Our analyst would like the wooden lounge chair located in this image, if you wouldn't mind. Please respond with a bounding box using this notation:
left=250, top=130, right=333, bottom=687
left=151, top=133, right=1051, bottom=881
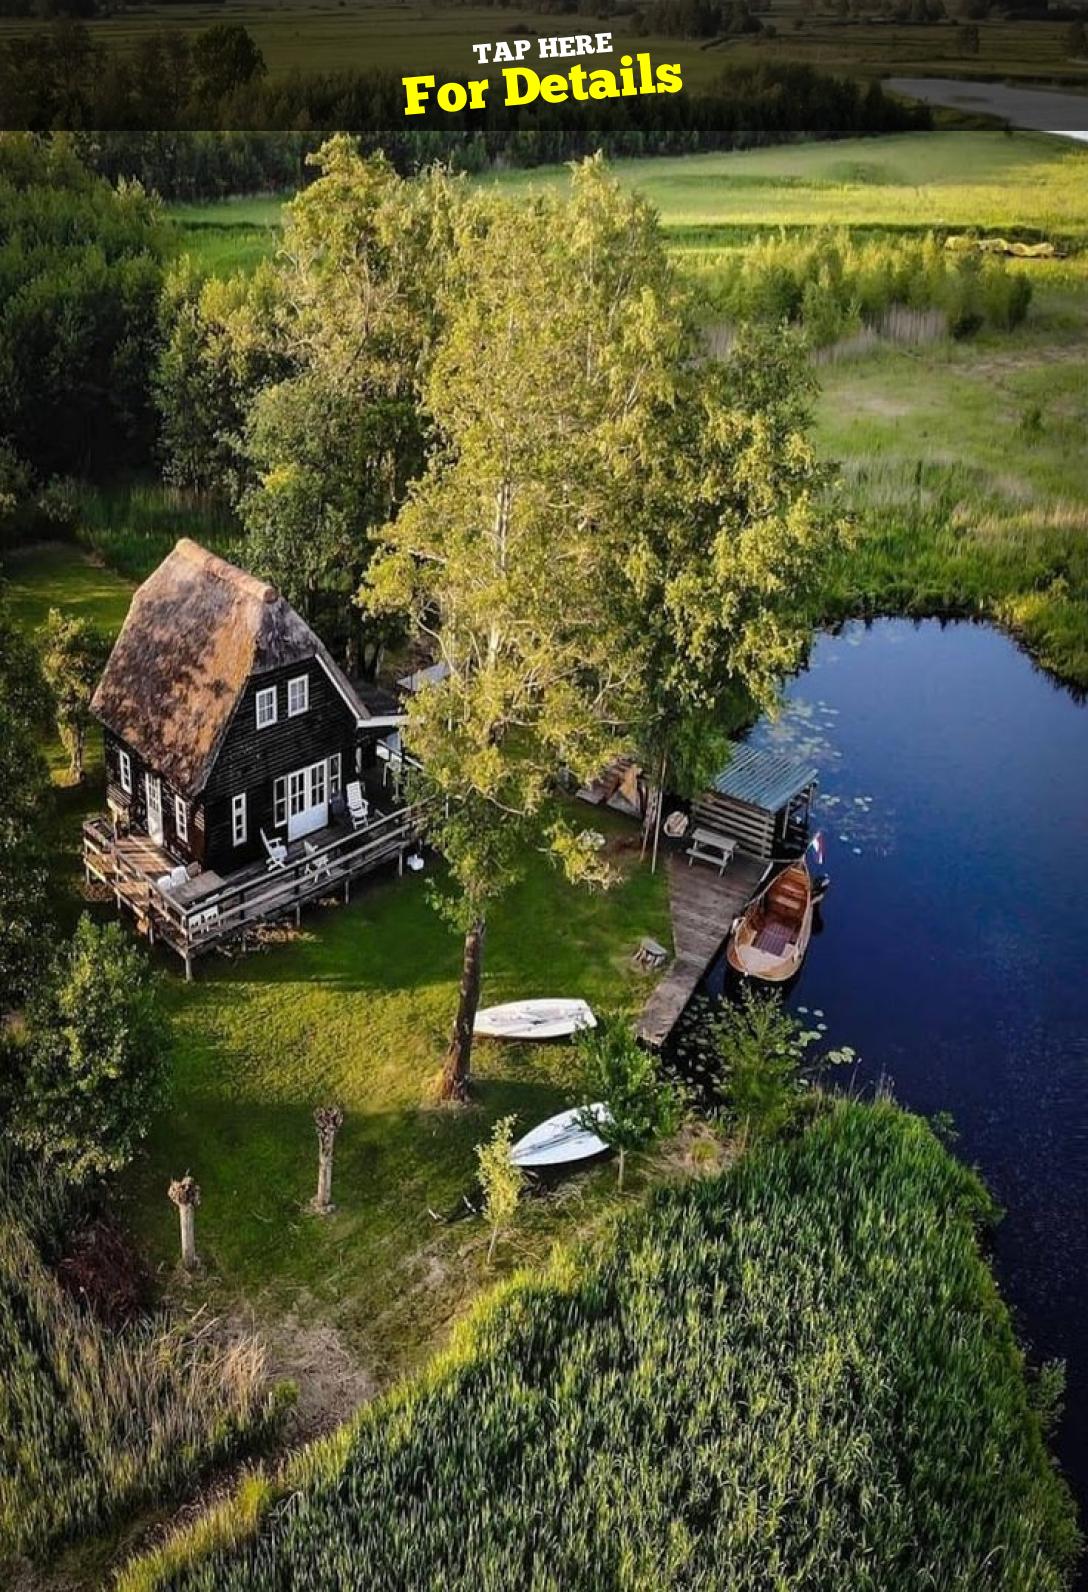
left=261, top=828, right=288, bottom=870
left=346, top=781, right=369, bottom=830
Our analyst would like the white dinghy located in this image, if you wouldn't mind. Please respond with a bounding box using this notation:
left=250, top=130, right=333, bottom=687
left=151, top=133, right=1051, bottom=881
left=510, top=1103, right=613, bottom=1170
left=474, top=999, right=597, bottom=1041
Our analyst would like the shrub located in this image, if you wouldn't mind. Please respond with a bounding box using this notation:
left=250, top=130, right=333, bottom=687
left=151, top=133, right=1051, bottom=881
left=11, top=918, right=170, bottom=1184
left=697, top=229, right=1033, bottom=345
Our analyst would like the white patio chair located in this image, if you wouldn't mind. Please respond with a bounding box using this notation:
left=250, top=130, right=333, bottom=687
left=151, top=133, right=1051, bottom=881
left=261, top=828, right=288, bottom=870
left=345, top=781, right=369, bottom=830
left=303, top=840, right=332, bottom=883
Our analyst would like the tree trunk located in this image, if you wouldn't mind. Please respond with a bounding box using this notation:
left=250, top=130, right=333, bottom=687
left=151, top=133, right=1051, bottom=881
left=617, top=1146, right=626, bottom=1192
left=178, top=1204, right=197, bottom=1269
left=315, top=1147, right=334, bottom=1211
left=441, top=917, right=485, bottom=1102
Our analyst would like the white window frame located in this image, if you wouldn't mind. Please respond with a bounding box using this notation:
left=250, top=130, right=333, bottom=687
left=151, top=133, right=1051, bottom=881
left=118, top=748, right=132, bottom=795
left=287, top=674, right=309, bottom=718
left=231, top=792, right=247, bottom=847
left=174, top=795, right=189, bottom=844
left=328, top=752, right=342, bottom=796
left=256, top=686, right=278, bottom=730
left=273, top=775, right=288, bottom=829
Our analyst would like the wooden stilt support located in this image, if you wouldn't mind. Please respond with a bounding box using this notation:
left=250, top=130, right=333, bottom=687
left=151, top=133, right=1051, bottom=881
left=184, top=952, right=193, bottom=982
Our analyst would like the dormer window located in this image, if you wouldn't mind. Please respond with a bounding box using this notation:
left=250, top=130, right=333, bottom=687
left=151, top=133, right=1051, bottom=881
left=256, top=686, right=278, bottom=729
left=288, top=675, right=309, bottom=717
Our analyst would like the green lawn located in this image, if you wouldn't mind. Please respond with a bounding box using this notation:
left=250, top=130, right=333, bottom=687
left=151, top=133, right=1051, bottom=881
left=2, top=541, right=671, bottom=1391
left=124, top=810, right=669, bottom=1383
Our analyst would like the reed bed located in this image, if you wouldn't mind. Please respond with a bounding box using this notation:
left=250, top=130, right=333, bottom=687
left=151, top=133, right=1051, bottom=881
left=0, top=1181, right=286, bottom=1569
left=689, top=230, right=1033, bottom=347
left=122, top=1101, right=1079, bottom=1592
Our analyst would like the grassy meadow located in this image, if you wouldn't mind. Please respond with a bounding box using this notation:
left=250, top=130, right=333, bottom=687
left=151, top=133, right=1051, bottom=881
left=168, top=132, right=1088, bottom=267
left=120, top=1101, right=1080, bottom=1592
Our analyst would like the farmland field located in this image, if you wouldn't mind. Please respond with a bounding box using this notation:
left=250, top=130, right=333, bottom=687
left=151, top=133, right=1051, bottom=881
left=2, top=0, right=1086, bottom=88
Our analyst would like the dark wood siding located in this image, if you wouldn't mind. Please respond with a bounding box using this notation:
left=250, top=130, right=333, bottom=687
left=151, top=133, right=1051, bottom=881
left=200, top=660, right=358, bottom=872
left=102, top=730, right=207, bottom=868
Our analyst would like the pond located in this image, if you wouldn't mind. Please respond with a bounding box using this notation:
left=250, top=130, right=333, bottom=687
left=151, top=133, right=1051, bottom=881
left=723, top=619, right=1088, bottom=1508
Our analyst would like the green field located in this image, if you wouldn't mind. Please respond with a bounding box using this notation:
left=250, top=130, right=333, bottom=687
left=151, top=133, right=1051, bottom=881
left=484, top=131, right=1088, bottom=239
left=168, top=132, right=1088, bottom=277
left=3, top=0, right=1086, bottom=88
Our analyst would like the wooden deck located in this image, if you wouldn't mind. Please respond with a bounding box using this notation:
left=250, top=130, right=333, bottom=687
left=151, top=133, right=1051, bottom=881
left=83, top=800, right=430, bottom=977
left=637, top=849, right=769, bottom=1047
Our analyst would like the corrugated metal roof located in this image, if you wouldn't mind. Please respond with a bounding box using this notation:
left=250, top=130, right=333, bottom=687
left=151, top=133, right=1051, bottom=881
left=710, top=743, right=817, bottom=814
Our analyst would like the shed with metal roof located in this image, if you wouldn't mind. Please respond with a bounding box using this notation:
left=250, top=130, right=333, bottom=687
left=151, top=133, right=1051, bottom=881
left=693, top=743, right=818, bottom=860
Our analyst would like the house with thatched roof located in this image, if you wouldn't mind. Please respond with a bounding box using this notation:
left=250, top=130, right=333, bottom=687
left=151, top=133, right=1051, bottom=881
left=90, top=539, right=386, bottom=874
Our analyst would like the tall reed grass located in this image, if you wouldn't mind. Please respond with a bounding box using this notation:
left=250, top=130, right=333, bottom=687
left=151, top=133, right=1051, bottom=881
left=74, top=479, right=239, bottom=583
left=0, top=1175, right=287, bottom=1569
left=121, top=1101, right=1079, bottom=1592
left=690, top=230, right=1033, bottom=347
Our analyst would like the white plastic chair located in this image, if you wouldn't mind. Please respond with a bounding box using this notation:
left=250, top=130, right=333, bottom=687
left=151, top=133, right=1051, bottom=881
left=261, top=829, right=288, bottom=870
left=346, top=781, right=369, bottom=831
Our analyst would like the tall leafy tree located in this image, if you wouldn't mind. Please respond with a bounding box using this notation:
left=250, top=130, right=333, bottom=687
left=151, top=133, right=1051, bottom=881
left=623, top=323, right=843, bottom=846
left=38, top=607, right=108, bottom=782
left=0, top=133, right=165, bottom=479
left=364, top=160, right=680, bottom=1100
left=240, top=141, right=466, bottom=670
left=366, top=159, right=841, bottom=1101
left=0, top=601, right=52, bottom=1009
left=12, top=917, right=169, bottom=1184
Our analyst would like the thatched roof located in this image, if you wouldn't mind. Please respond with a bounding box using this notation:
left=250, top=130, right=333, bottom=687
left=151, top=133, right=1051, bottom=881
left=92, top=539, right=369, bottom=798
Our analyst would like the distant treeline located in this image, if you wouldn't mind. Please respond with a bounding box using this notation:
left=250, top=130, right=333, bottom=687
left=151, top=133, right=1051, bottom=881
left=0, top=23, right=930, bottom=149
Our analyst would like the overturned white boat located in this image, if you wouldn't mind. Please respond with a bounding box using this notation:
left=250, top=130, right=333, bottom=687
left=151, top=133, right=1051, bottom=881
left=474, top=999, right=597, bottom=1041
left=511, top=1103, right=612, bottom=1169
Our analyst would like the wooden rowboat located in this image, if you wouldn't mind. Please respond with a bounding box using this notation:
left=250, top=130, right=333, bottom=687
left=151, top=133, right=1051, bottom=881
left=726, top=860, right=814, bottom=983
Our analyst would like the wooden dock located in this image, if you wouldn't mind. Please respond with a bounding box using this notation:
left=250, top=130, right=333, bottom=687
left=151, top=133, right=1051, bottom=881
left=637, top=850, right=769, bottom=1047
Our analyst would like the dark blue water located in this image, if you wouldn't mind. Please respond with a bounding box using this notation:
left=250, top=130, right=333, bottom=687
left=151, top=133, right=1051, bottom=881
left=747, top=619, right=1088, bottom=1505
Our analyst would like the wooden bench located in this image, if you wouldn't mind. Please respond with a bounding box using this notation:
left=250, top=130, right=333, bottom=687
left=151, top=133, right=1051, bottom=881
left=686, top=826, right=737, bottom=875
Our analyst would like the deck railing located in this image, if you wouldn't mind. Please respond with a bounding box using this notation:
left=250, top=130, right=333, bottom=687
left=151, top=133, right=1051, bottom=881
left=83, top=800, right=430, bottom=973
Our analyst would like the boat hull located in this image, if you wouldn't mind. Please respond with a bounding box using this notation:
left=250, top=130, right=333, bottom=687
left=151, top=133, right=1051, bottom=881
left=726, top=861, right=815, bottom=983
left=474, top=999, right=597, bottom=1040
left=510, top=1103, right=612, bottom=1168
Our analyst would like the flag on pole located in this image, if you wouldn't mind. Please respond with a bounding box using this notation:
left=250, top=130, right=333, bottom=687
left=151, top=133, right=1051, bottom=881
left=807, top=831, right=824, bottom=866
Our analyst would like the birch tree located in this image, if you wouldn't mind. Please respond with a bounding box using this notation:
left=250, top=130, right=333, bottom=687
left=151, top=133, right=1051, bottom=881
left=364, top=159, right=842, bottom=1101
left=364, top=160, right=676, bottom=1101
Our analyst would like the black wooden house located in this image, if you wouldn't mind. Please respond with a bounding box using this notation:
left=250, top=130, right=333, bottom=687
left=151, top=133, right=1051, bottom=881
left=91, top=539, right=379, bottom=875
